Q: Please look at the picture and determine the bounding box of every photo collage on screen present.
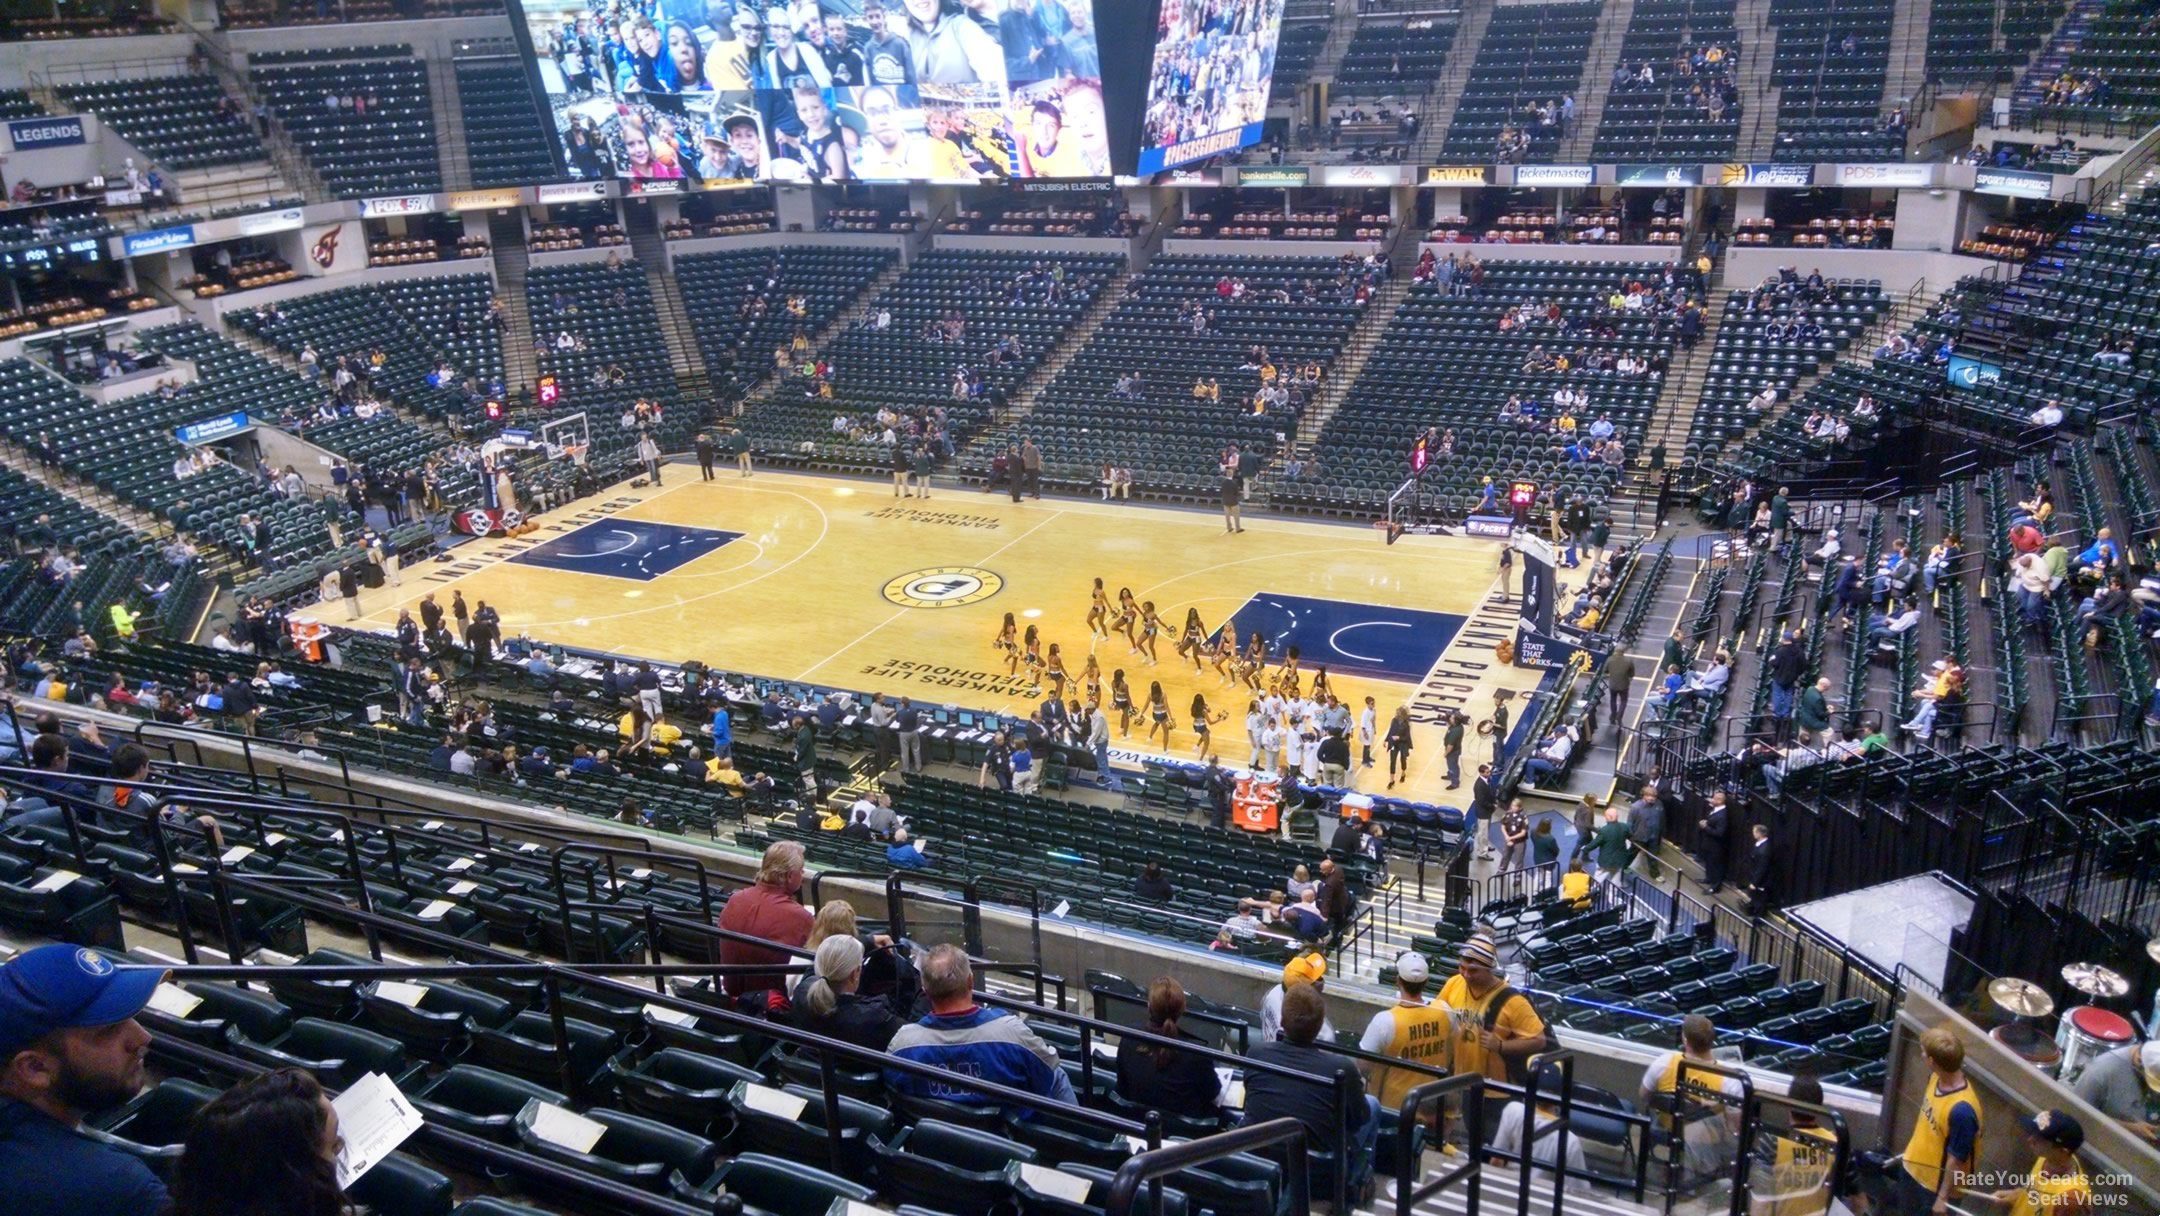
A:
[1137,0,1285,172]
[519,0,1109,183]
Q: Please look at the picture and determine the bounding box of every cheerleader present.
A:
[1081,654,1103,706]
[1276,646,1304,699]
[994,611,1018,668]
[1175,607,1209,669]
[1137,601,1163,665]
[1145,680,1174,748]
[1020,625,1045,690]
[1310,665,1332,702]
[1191,692,1226,759]
[1244,631,1268,690]
[1211,629,1239,685]
[1084,577,1110,639]
[1044,643,1069,701]
[1110,668,1135,737]
[1113,587,1140,651]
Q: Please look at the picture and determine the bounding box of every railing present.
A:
[1103,1119,1313,1216]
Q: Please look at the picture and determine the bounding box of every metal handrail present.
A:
[1102,1118,1313,1216]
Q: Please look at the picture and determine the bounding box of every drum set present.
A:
[1985,939,2156,1086]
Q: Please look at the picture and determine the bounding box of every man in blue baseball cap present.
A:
[0,944,169,1215]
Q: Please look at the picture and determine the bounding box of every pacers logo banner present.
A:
[882,566,1003,609]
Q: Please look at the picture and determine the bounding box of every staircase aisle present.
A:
[1886,0,1933,105]
[1309,0,1368,85]
[424,53,473,194]
[977,264,1132,440]
[622,208,709,407]
[1734,0,1782,158]
[1288,276,1411,456]
[1409,0,1498,159]
[1559,0,1638,161]
[738,257,911,408]
[487,212,538,393]
[1641,287,1732,467]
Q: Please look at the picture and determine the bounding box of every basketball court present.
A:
[354,468,1542,802]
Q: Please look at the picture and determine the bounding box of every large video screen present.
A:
[510,0,1112,184]
[1135,0,1286,174]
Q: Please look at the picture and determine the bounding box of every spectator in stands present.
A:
[1280,888,1328,941]
[2030,399,2065,429]
[1665,650,1731,710]
[2077,529,2121,583]
[1260,950,1334,1044]
[1488,1059,1587,1190]
[0,944,168,1215]
[1439,934,1547,1086]
[886,827,930,869]
[1923,535,1963,593]
[717,840,815,1002]
[888,944,1071,1111]
[1639,1014,1741,1178]
[1115,977,1221,1122]
[1359,951,1452,1112]
[1868,600,1924,648]
[793,934,906,1050]
[1244,981,1379,1201]
[1133,861,1173,901]
[168,1067,343,1216]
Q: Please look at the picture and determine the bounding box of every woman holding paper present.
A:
[168,1068,349,1216]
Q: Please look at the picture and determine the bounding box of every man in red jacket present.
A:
[718,841,814,1002]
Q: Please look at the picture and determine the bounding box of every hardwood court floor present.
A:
[358,470,1539,801]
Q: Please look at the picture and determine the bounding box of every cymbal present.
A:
[2061,962,2130,999]
[1987,977,2055,1019]
[2147,938,2160,966]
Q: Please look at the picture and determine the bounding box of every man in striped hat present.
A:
[1437,933,1548,1087]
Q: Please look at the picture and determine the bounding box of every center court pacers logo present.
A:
[882,566,1003,609]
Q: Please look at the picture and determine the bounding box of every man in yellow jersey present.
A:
[1437,934,1546,1087]
[1754,1076,1838,1216]
[1640,1013,1743,1180]
[1896,1026,1981,1216]
[1358,952,1454,1113]
[1987,1109,2089,1216]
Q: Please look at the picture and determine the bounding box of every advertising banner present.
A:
[1420,165,1491,186]
[6,116,86,149]
[1714,162,1814,187]
[447,188,526,210]
[1515,164,1594,187]
[1946,353,2003,389]
[1973,168,2053,199]
[175,412,252,445]
[1617,163,1701,186]
[1834,163,1931,188]
[359,193,439,218]
[536,181,610,205]
[123,226,196,256]
[236,206,305,237]
[1235,166,1310,188]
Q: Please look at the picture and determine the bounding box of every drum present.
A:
[2054,1006,2135,1084]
